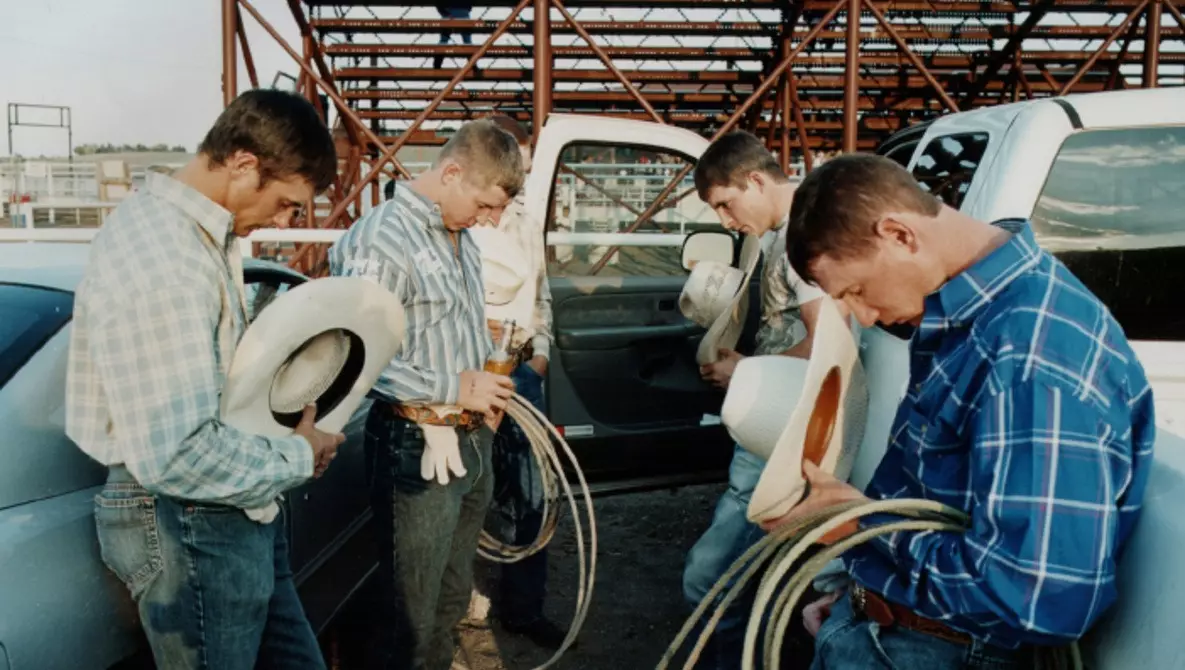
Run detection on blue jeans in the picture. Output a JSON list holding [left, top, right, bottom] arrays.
[[682, 444, 768, 670], [367, 407, 495, 670], [94, 467, 324, 670], [811, 596, 1026, 670], [492, 362, 549, 625]]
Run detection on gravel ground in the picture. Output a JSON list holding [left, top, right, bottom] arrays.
[[325, 483, 727, 669], [460, 484, 723, 670]]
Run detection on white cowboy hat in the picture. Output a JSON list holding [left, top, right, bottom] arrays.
[[467, 224, 532, 326], [679, 234, 761, 365], [721, 297, 869, 523], [221, 276, 407, 437]]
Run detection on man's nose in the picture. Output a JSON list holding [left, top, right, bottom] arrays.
[[850, 301, 879, 328]]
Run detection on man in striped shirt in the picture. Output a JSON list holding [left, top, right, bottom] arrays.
[[65, 90, 343, 669], [777, 154, 1154, 668], [328, 119, 525, 669]]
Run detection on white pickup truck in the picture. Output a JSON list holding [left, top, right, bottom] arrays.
[[843, 86, 1185, 669]]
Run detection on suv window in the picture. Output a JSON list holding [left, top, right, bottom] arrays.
[[910, 132, 989, 209], [546, 143, 718, 278], [1032, 125, 1185, 341], [0, 284, 74, 388]]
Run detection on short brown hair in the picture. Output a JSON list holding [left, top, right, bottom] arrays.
[[198, 89, 337, 193], [693, 131, 787, 199], [785, 153, 942, 283], [484, 114, 531, 147], [437, 118, 526, 198]]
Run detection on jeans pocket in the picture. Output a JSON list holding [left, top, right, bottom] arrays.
[[94, 487, 164, 600], [390, 422, 430, 491]]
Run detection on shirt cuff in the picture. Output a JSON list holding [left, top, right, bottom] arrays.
[[531, 335, 550, 360], [273, 434, 316, 481], [440, 372, 461, 405]]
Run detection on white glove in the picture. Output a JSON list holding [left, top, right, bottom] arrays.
[[419, 424, 468, 485]]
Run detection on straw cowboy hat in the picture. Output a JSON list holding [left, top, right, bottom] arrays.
[[721, 298, 869, 523], [679, 234, 762, 365], [467, 223, 534, 326], [221, 276, 407, 437]]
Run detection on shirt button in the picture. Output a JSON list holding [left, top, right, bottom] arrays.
[[914, 383, 922, 393]]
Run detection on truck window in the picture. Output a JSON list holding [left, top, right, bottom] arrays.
[[1032, 125, 1185, 341], [910, 132, 989, 210]]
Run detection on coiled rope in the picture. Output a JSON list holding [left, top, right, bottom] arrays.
[[476, 392, 597, 669], [658, 499, 1082, 670]]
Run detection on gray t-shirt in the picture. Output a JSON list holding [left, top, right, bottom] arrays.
[[753, 218, 827, 355]]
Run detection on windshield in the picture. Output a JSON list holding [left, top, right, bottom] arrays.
[[0, 284, 74, 388]]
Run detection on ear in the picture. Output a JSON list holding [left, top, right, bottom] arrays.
[[748, 170, 767, 192], [226, 150, 260, 177], [874, 216, 918, 253], [441, 160, 463, 186]]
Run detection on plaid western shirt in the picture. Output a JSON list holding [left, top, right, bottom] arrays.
[[65, 172, 314, 508], [847, 219, 1155, 648], [327, 182, 491, 405]]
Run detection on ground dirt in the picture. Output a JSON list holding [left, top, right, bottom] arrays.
[[325, 483, 727, 670]]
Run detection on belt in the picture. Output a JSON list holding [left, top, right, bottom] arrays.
[[390, 404, 484, 430], [850, 584, 971, 646]]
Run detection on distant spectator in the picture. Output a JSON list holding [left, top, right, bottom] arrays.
[[435, 2, 473, 69]]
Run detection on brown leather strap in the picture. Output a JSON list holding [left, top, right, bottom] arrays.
[[850, 584, 971, 646], [390, 404, 483, 430]]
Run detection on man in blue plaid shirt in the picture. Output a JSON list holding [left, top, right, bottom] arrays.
[[773, 154, 1155, 669]]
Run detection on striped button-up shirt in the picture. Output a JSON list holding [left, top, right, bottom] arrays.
[[65, 172, 314, 508], [847, 219, 1155, 648], [328, 182, 491, 405]]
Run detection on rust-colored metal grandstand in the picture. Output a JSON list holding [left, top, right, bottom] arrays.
[[221, 0, 1182, 271]]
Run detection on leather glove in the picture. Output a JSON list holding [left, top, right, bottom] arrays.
[[420, 424, 468, 485]]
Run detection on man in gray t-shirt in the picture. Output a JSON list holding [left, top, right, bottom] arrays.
[[685, 131, 829, 669]]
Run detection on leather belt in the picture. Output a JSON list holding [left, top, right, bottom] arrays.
[[390, 404, 484, 431], [850, 584, 971, 646]]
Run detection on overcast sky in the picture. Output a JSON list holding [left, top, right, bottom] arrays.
[[1, 0, 304, 157], [2, 2, 1178, 158]]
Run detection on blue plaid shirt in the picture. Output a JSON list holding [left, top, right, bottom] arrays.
[[847, 219, 1155, 648]]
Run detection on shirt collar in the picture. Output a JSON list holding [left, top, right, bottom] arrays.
[[922, 218, 1042, 329], [145, 171, 234, 246], [395, 181, 446, 231]]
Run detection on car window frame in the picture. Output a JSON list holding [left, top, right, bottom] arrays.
[[544, 140, 712, 278]]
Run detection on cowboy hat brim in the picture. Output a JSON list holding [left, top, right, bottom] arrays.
[[221, 276, 406, 437], [745, 297, 869, 523], [693, 234, 762, 365]]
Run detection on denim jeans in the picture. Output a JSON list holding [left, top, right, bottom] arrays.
[[94, 466, 325, 670], [682, 444, 769, 670], [811, 595, 1027, 670], [367, 406, 495, 670], [491, 361, 548, 625]]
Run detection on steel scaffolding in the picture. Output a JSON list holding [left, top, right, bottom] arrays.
[[222, 0, 1183, 272]]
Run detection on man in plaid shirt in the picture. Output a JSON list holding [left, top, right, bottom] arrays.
[[66, 90, 343, 669], [774, 154, 1154, 668]]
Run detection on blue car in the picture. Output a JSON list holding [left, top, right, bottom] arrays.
[[0, 243, 374, 670]]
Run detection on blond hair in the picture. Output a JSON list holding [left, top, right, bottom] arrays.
[[437, 118, 525, 198]]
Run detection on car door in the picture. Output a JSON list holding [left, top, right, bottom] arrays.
[[242, 262, 374, 633], [522, 115, 761, 494]]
